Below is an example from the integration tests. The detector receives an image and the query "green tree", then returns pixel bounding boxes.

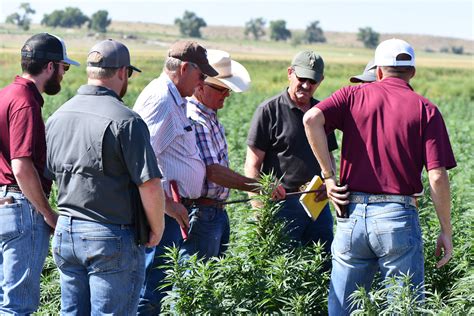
[174,10,207,38]
[41,7,88,28]
[269,20,291,41]
[244,17,266,40]
[89,10,111,33]
[305,20,326,43]
[357,27,380,49]
[5,3,35,31]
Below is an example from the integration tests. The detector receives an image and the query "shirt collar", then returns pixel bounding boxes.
[77,85,123,101]
[379,77,414,91]
[160,73,187,109]
[14,75,44,107]
[187,97,217,119]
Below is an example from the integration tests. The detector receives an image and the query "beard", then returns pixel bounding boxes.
[43,66,62,95]
[119,78,128,98]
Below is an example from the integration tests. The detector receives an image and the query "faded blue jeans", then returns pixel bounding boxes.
[0,188,50,315]
[276,195,333,254]
[53,216,145,315]
[328,194,424,315]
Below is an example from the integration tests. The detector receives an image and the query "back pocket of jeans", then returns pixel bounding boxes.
[81,235,122,273]
[0,202,23,241]
[374,215,412,255]
[52,231,66,268]
[334,217,356,254]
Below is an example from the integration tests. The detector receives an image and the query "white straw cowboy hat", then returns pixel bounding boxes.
[204,49,251,93]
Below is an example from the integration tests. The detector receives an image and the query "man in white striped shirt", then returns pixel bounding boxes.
[133,40,218,315]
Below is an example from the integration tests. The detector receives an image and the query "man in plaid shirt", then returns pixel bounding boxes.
[185,50,285,259]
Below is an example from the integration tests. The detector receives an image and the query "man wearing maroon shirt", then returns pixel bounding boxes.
[303,39,456,315]
[0,33,78,314]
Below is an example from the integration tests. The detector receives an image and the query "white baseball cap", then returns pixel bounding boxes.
[372,38,415,68]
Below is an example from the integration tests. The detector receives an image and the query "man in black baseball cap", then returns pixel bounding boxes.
[0,32,77,314]
[46,39,165,314]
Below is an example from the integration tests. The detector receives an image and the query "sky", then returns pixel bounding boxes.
[1,0,472,40]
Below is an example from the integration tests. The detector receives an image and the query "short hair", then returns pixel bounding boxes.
[381,53,415,78]
[164,56,183,72]
[20,44,51,76]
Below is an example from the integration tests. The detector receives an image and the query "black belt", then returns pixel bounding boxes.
[181,197,224,209]
[1,184,22,193]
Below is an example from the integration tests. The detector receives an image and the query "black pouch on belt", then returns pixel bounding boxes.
[130,184,150,246]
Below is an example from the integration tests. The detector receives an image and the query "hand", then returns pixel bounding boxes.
[43,210,58,230]
[165,199,189,229]
[325,177,349,217]
[250,199,264,209]
[145,230,162,248]
[271,184,286,201]
[435,231,453,268]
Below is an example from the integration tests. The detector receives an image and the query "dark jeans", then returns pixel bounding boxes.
[275,195,334,254]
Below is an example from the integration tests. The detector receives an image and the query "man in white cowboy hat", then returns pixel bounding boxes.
[185,49,285,259]
[349,59,376,83]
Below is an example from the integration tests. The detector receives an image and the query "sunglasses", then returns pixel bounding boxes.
[292,69,317,85]
[55,62,70,72]
[127,67,134,78]
[205,83,230,94]
[188,62,207,81]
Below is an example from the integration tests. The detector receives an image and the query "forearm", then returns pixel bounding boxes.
[138,178,165,235]
[303,108,333,175]
[428,167,452,234]
[11,157,54,216]
[207,164,259,193]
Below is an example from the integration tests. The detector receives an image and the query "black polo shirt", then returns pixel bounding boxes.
[46,85,162,224]
[247,89,338,190]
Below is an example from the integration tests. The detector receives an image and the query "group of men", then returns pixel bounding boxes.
[0,31,455,316]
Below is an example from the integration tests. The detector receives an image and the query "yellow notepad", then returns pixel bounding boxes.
[299,175,328,221]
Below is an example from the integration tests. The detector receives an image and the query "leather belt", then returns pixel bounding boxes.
[1,184,22,193]
[181,197,224,209]
[349,194,417,208]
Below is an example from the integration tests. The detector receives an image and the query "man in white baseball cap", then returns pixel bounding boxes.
[185,49,285,260]
[304,38,455,315]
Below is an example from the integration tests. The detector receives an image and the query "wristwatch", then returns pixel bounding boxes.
[321,169,335,180]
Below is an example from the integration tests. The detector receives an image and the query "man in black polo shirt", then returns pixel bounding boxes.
[245,51,337,253]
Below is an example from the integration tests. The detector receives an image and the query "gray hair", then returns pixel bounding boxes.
[86,66,119,79]
[164,56,183,73]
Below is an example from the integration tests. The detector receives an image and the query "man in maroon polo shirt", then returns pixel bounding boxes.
[303,39,456,315]
[0,33,78,314]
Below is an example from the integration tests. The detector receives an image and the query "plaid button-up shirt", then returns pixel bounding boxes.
[187,98,230,201]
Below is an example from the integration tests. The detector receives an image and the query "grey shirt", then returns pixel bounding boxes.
[247,89,338,191]
[46,85,162,225]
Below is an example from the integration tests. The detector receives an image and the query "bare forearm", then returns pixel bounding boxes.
[139,178,165,236]
[11,158,54,216]
[207,164,259,193]
[428,168,452,234]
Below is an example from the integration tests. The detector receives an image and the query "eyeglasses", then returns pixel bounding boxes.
[292,69,317,85]
[55,62,70,72]
[188,62,207,81]
[205,83,230,94]
[127,67,134,78]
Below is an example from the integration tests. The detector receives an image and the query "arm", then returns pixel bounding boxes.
[244,146,266,208]
[138,177,166,247]
[428,167,453,268]
[303,107,348,216]
[12,157,57,229]
[207,164,259,192]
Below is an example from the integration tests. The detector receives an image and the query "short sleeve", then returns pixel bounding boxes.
[9,105,36,159]
[119,117,162,185]
[423,107,456,171]
[316,87,350,133]
[247,105,271,151]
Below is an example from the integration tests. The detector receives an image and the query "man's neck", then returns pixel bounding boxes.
[21,73,43,93]
[288,88,312,112]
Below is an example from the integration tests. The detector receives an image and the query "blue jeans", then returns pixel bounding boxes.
[0,188,50,315]
[328,195,424,316]
[276,195,333,254]
[137,214,183,316]
[52,216,145,315]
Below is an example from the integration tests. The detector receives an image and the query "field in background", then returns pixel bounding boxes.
[0,23,472,313]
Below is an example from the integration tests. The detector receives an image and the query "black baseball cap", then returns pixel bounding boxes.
[21,33,80,66]
[87,39,141,73]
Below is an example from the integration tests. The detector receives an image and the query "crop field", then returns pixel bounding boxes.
[0,32,473,314]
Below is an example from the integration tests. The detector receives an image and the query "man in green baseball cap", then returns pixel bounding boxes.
[245,51,338,257]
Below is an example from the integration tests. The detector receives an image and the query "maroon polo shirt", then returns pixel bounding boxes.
[316,77,456,195]
[0,76,52,194]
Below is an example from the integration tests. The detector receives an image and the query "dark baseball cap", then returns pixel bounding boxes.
[291,51,324,82]
[21,33,80,66]
[87,39,141,73]
[349,59,376,83]
[168,41,218,77]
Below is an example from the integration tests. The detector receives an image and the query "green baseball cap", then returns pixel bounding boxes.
[291,51,324,82]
